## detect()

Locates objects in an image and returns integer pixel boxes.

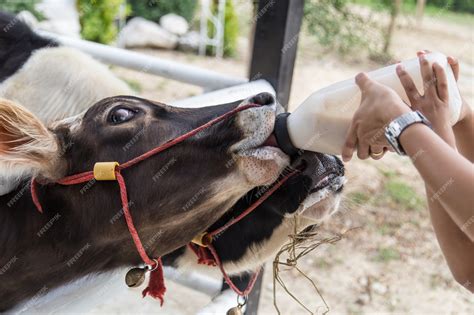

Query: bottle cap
[274,113,299,156]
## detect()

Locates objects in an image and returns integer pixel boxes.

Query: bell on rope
[125,267,147,288]
[227,296,246,315]
[226,305,243,315]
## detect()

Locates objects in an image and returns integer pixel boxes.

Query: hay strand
[272,218,357,314]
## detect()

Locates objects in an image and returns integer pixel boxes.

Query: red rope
[209,244,261,296]
[190,168,300,297]
[115,172,155,266]
[118,104,260,170]
[209,169,300,238]
[29,103,265,304]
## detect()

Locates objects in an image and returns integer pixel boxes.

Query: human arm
[395,54,474,289]
[400,123,474,291]
[341,71,474,291]
[342,71,474,240]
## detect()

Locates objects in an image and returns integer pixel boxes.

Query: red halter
[188,168,299,296]
[30,103,299,304]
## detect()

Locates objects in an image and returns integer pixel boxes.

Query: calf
[0,94,293,311]
[0,12,346,312]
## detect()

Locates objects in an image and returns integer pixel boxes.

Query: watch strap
[385,110,431,155]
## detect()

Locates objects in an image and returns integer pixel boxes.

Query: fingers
[419,54,437,99]
[396,64,420,107]
[417,49,431,57]
[433,62,449,102]
[342,121,358,162]
[357,141,370,160]
[355,72,371,93]
[447,56,459,81]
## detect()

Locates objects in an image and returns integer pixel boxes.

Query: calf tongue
[262,133,279,147]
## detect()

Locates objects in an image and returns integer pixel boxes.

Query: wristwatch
[385,110,431,155]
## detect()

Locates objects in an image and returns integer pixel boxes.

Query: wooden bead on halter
[191,232,212,247]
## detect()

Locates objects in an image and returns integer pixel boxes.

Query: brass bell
[125,267,146,288]
[226,306,243,315]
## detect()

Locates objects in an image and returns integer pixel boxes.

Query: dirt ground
[109,8,474,315]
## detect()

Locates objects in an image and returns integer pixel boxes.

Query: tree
[416,0,426,28]
[383,0,402,54]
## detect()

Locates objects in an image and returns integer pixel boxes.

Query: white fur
[232,99,290,186]
[0,47,132,123]
[175,190,342,276]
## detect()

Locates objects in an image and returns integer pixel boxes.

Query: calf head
[0,93,289,263]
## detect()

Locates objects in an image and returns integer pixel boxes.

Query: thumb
[341,121,358,162]
[355,72,371,93]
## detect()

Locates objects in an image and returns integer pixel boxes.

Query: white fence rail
[37,30,247,91]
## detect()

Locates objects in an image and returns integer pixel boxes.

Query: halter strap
[30,103,263,304]
[189,168,300,297]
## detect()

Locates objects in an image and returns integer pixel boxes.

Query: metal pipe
[170,79,276,108]
[37,30,247,90]
[164,267,222,297]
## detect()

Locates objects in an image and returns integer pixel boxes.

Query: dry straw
[272,218,357,314]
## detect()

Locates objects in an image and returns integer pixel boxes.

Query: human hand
[342,73,411,162]
[415,50,471,124]
[446,54,472,124]
[396,52,456,147]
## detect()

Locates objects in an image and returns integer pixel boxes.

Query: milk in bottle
[274,52,462,156]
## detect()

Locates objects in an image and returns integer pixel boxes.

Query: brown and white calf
[0,94,298,310]
[0,13,345,312]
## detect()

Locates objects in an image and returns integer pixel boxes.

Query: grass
[374,246,401,262]
[348,191,371,206]
[379,169,397,179]
[314,257,343,270]
[377,222,400,236]
[385,179,425,211]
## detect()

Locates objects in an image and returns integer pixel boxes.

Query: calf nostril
[295,158,308,172]
[250,92,275,106]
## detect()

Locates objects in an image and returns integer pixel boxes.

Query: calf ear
[0,98,63,185]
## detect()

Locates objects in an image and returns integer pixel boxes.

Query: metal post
[249,0,304,109]
[245,1,304,314]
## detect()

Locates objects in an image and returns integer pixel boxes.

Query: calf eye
[109,108,138,124]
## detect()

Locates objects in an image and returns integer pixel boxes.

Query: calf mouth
[294,151,345,222]
[228,92,345,209]
[231,93,289,186]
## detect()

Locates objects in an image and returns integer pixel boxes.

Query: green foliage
[0,0,44,20]
[78,0,124,44]
[304,0,383,55]
[128,0,197,23]
[427,0,474,13]
[223,0,239,57]
[207,0,239,57]
[356,0,474,14]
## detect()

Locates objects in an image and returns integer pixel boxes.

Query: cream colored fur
[0,47,132,123]
[0,99,64,195]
